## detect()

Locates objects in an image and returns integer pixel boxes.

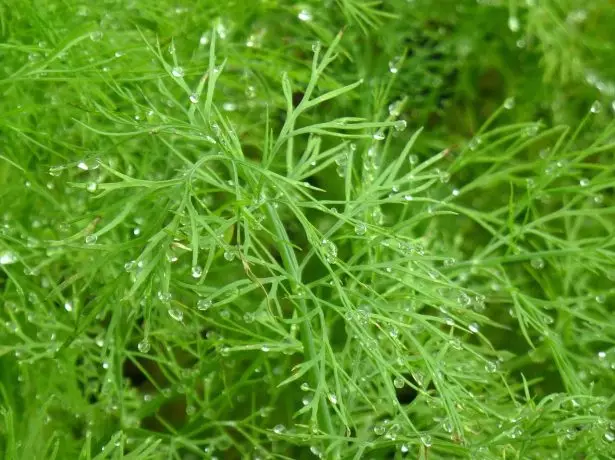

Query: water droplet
[590,101,602,114]
[197,299,212,311]
[438,170,451,183]
[189,93,199,104]
[321,238,338,264]
[579,177,590,187]
[311,41,321,53]
[327,393,338,404]
[354,222,367,236]
[89,30,103,41]
[388,56,402,74]
[469,137,482,150]
[0,251,17,265]
[48,166,63,176]
[297,8,312,21]
[124,260,137,272]
[393,376,404,388]
[86,182,98,193]
[468,322,479,334]
[400,443,409,453]
[373,424,386,436]
[372,206,384,225]
[168,308,183,322]
[157,291,172,303]
[457,292,471,306]
[199,33,209,46]
[215,21,228,40]
[64,301,73,312]
[85,234,97,245]
[191,266,203,278]
[138,339,150,353]
[403,194,413,202]
[223,250,235,262]
[223,102,237,112]
[394,119,407,131]
[595,294,606,304]
[243,312,255,323]
[389,100,402,116]
[245,85,256,99]
[443,257,456,267]
[485,361,497,373]
[524,124,539,137]
[300,382,310,391]
[508,425,523,439]
[508,16,520,32]
[526,178,536,189]
[373,131,385,141]
[171,66,184,78]
[504,97,515,109]
[420,434,432,447]
[309,446,322,457]
[449,337,462,350]
[385,423,400,441]
[531,258,545,270]
[412,371,425,387]
[604,431,615,442]
[273,424,286,434]
[408,154,419,166]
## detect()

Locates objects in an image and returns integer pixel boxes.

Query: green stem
[265,204,336,444]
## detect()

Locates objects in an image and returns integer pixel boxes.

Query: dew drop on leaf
[0,251,17,265]
[531,258,545,270]
[297,9,312,22]
[394,119,407,131]
[191,265,203,278]
[168,308,183,322]
[138,339,150,353]
[373,424,386,436]
[508,16,520,32]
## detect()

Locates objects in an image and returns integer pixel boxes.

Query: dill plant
[0,1,614,459]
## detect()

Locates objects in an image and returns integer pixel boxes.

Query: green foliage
[1,0,614,459]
